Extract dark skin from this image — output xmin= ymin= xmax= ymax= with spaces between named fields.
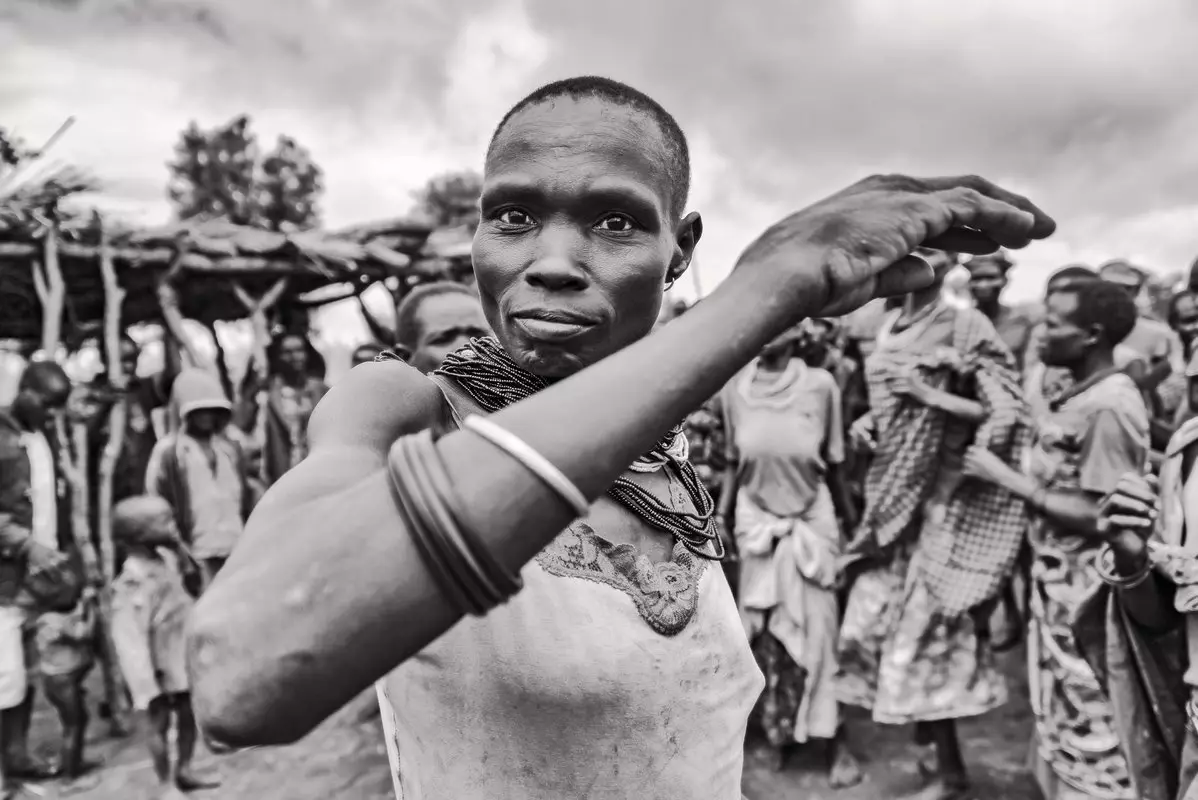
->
xmin=396 ymin=293 xmax=489 ymax=374
xmin=965 ymin=290 xmax=1121 ymax=536
xmin=121 ymin=501 xmax=218 ymax=795
xmin=276 ymin=335 xmax=309 ymax=387
xmin=186 ymin=92 xmax=1054 ymax=751
xmin=716 ymin=327 xmax=862 ymax=784
xmin=1096 ymin=473 xmax=1174 ymax=633
xmin=350 ymin=343 xmax=384 ymax=369
xmin=965 ymin=259 xmax=1007 ymax=319
xmin=851 ymin=254 xmax=984 ymax=797
xmin=1171 ymin=292 xmax=1198 ymax=359
xmin=3 ymin=366 xmax=72 ymax=783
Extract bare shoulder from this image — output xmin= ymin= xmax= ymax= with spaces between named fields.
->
xmin=307 ymin=361 xmax=446 ymax=454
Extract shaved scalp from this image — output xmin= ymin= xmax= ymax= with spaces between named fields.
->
xmin=395 ymin=281 xmax=479 ymax=349
xmin=488 ymin=76 xmax=691 ymax=218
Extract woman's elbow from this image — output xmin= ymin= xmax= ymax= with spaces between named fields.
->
xmin=185 ymin=598 xmax=316 ymax=749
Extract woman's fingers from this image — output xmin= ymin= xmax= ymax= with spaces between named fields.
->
xmin=1112 ymin=474 xmax=1158 ymax=505
xmin=923 ymin=228 xmax=999 ymax=255
xmin=872 ymin=254 xmax=934 ymax=299
xmin=920 ymin=175 xmax=1056 ymax=240
xmin=1105 ymin=514 xmax=1155 ymax=530
xmin=933 ymin=187 xmax=1040 ymax=249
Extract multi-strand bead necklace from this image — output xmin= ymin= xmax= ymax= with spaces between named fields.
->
xmin=435 ymin=337 xmax=724 ymax=561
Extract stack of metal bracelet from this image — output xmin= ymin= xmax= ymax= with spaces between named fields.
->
xmin=1095 ymin=542 xmax=1153 ymax=590
xmin=388 ymin=428 xmax=525 ymax=615
xmin=387 ymin=418 xmax=592 ymax=616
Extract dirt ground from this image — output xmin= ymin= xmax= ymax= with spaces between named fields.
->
xmin=14 ymin=649 xmax=1037 ymax=800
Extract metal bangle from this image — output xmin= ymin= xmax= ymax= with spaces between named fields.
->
xmin=413 ymin=429 xmax=523 ymax=601
xmin=395 ymin=434 xmax=498 ymax=615
xmin=1097 ymin=543 xmax=1153 ymax=590
xmin=387 ymin=436 xmax=478 ymax=615
xmin=462 ymin=415 xmax=590 ymax=518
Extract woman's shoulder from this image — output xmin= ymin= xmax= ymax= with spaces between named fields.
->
xmin=307 ymin=360 xmax=447 ymax=452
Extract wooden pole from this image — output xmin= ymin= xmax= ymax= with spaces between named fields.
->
xmin=203 ymin=319 xmax=234 ymax=401
xmin=233 ymin=279 xmax=288 ymax=483
xmin=93 ymin=218 xmax=132 ymax=727
xmin=30 ymin=224 xmax=66 ymax=358
xmin=96 ymin=219 xmax=125 ymax=583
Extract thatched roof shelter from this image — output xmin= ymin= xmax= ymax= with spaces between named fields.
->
xmin=0 ymin=214 xmax=473 ymax=341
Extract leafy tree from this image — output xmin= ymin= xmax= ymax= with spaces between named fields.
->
xmin=255 ymin=135 xmax=322 ymax=232
xmin=412 ymin=170 xmax=482 ymax=229
xmin=166 ymin=115 xmax=321 ymax=231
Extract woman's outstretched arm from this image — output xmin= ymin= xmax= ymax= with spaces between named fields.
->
xmin=187 ymin=174 xmax=1053 ymax=747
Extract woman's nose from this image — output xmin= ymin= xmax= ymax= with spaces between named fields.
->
xmin=523 ymin=228 xmax=589 ymax=292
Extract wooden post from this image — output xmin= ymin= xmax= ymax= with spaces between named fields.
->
xmin=203 ymin=318 xmax=234 ymax=401
xmin=233 ymin=279 xmax=288 ymax=482
xmin=30 ymin=223 xmax=66 ymax=358
xmin=94 ymin=219 xmax=132 ymax=727
xmin=156 ymin=241 xmax=205 ymax=371
xmin=96 ymin=220 xmax=125 ymax=584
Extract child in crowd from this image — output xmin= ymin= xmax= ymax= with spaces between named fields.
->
xmin=146 ymin=369 xmax=251 ymax=592
xmin=36 ymin=583 xmax=99 ymax=779
xmin=110 ymin=495 xmax=218 ymax=798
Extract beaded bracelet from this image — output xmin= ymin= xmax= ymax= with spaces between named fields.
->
xmin=1096 ymin=543 xmax=1153 ymax=590
xmin=462 ymin=415 xmax=590 ymax=518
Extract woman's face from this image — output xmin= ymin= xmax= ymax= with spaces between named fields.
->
xmin=279 ymin=335 xmax=308 ymax=375
xmin=473 ymin=97 xmax=700 ymax=378
xmin=1039 ymin=290 xmax=1090 ymax=368
xmin=1173 ymin=293 xmax=1198 ymax=352
xmin=967 ymin=261 xmax=1007 ymax=306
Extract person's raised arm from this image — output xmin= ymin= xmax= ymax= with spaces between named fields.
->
xmin=187 ymin=174 xmax=1054 ymax=748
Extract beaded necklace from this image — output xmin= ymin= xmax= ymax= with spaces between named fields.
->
xmin=434 ymin=337 xmax=723 ymax=561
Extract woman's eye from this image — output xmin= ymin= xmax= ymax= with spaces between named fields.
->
xmin=496 ymin=209 xmax=533 ymax=227
xmin=596 ymin=214 xmax=636 ymax=233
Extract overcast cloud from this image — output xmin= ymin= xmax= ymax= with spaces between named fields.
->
xmin=4 ymin=0 xmax=1198 ymax=341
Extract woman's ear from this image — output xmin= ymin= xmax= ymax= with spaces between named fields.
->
xmin=668 ymin=212 xmax=703 ymax=284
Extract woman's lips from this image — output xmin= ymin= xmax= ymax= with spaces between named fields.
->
xmin=512 ymin=315 xmax=596 ymax=342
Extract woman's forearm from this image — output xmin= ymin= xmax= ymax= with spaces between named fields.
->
xmin=922 ymin=387 xmax=986 ymax=424
xmin=188 ymin=257 xmax=811 ymax=747
xmin=1106 ymin=531 xmax=1176 ymax=632
xmin=993 ymin=468 xmax=1103 ymax=536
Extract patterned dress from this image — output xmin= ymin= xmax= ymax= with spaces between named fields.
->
xmin=836 ymin=302 xmax=1016 ymax=724
xmin=1026 ymin=372 xmax=1149 ymax=800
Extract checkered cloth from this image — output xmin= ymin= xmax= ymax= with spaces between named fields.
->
xmin=846 ymin=307 xmax=1031 ymax=616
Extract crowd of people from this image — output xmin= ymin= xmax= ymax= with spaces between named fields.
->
xmin=0 ymin=282 xmax=488 ymax=798
xmin=680 ymin=249 xmax=1198 ymax=799
xmin=3 ymin=73 xmax=1197 ymax=800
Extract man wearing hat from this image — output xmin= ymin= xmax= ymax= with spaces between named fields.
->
xmin=1099 ymin=259 xmax=1183 ymax=381
xmin=965 ymin=249 xmax=1039 ymax=372
xmin=145 ymin=369 xmax=251 ymax=592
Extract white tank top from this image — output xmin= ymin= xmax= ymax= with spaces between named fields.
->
xmin=378 ymin=522 xmax=762 ymax=800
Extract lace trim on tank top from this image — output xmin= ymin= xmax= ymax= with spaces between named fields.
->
xmin=536 ymin=523 xmax=708 ymax=637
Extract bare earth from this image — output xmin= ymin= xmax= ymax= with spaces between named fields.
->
xmin=18 ymin=650 xmax=1036 ymax=800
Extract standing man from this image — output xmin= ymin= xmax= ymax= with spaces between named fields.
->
xmin=0 ymin=362 xmax=74 ymax=794
xmin=146 ymin=370 xmax=251 ymax=592
xmin=391 ymin=282 xmax=490 ymax=374
xmin=1099 ymin=260 xmax=1182 ymax=381
xmin=965 ymin=250 xmax=1038 ymax=372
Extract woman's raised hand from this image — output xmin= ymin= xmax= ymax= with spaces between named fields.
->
xmin=1098 ymin=473 xmax=1159 ymax=540
xmin=737 ymin=174 xmax=1055 ymax=318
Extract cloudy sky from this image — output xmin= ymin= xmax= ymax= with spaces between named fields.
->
xmin=5 ymin=0 xmax=1198 ymax=342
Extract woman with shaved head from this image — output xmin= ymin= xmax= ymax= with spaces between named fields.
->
xmin=188 ymin=76 xmax=1054 ymax=799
